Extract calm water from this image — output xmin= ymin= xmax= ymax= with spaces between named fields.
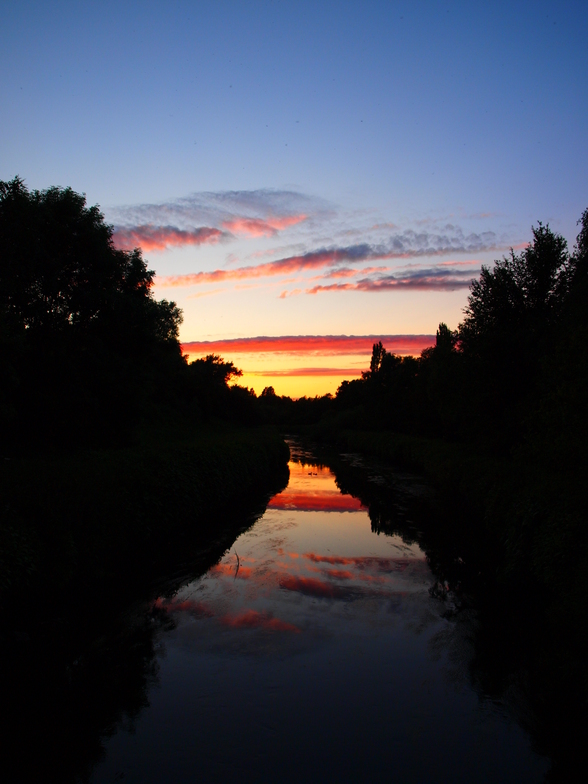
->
xmin=90 ymin=443 xmax=548 ymax=783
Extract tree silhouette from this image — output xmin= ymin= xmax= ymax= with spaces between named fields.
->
xmin=454 ymin=222 xmax=570 ymax=449
xmin=0 ymin=177 xmax=183 ymax=448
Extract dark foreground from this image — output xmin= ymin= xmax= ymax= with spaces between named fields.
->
xmin=2 ymin=439 xmax=565 ymax=783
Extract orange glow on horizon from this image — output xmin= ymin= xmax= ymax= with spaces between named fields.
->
xmin=238 ymin=371 xmax=353 ymax=398
xmin=180 ymin=335 xmax=434 ymax=398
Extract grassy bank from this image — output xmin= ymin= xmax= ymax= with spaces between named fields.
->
xmin=324 ymin=428 xmax=499 ymax=513
xmin=325 ymin=428 xmax=587 ymax=606
xmin=318 ymin=428 xmax=588 ymax=716
xmin=0 ymin=425 xmax=289 ymax=604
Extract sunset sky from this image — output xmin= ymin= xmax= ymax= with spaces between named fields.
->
xmin=2 ymin=1 xmax=587 ymax=396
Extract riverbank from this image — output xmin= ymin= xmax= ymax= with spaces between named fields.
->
xmin=0 ymin=424 xmax=289 ymax=609
xmin=305 ymin=426 xmax=588 ymax=781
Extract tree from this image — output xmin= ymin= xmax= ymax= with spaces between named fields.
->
xmin=0 ymin=177 xmax=183 ymax=447
xmin=456 ymin=222 xmax=570 ymax=450
xmin=188 ymin=354 xmax=242 ymax=386
xmin=0 ymin=176 xmax=181 ymax=343
xmin=459 ymin=223 xmax=568 ymax=356
xmin=419 ymin=323 xmax=462 ymax=436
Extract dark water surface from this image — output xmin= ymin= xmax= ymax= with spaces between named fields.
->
xmin=86 ymin=441 xmax=548 ymax=783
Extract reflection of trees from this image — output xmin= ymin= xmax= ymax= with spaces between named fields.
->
xmin=3 ymin=606 xmax=169 ymax=783
xmin=1 ymin=470 xmax=288 ymax=783
xmin=313 ymin=445 xmax=572 ymax=780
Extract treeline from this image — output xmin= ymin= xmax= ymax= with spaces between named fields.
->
xmin=261 ymin=214 xmax=588 ymax=456
xmin=268 ymin=212 xmax=588 ymax=687
xmin=0 ymin=178 xmax=287 ymax=603
xmin=0 ymin=177 xmax=261 ymax=451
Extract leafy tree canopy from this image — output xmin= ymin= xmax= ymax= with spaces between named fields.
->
xmin=0 ymin=177 xmax=183 ymax=448
xmin=458 ymin=222 xmax=569 ymax=356
xmin=0 ymin=176 xmax=181 ymax=347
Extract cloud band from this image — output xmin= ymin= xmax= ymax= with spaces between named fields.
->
xmin=180 ymin=334 xmax=435 ymax=357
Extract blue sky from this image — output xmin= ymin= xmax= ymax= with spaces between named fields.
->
xmin=2 ymin=0 xmax=587 ymax=394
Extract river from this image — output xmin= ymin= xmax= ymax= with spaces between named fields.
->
xmin=87 ymin=440 xmax=548 ymax=783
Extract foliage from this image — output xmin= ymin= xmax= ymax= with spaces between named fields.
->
xmin=0 ymin=177 xmax=263 ymax=445
xmin=0 ymin=425 xmax=289 ymax=601
xmin=0 ymin=177 xmax=183 ymax=447
xmin=270 ymin=210 xmax=588 ymax=674
xmin=276 ymin=216 xmax=585 ymax=453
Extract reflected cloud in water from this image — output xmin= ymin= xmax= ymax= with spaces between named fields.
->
xmin=88 ymin=450 xmax=549 ymax=784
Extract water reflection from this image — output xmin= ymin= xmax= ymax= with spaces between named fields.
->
xmin=268 ymin=461 xmax=366 ymax=512
xmin=89 ymin=444 xmax=548 ymax=784
xmin=0 ymin=474 xmax=287 ymax=784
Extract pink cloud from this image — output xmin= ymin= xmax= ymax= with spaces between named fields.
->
xmin=180 ymin=334 xmax=435 ymax=357
xmin=222 ymin=214 xmax=307 ymax=237
xmin=156 ymin=247 xmax=385 ymax=288
xmin=112 ymin=225 xmax=224 ymax=252
xmin=306 ymin=268 xmax=475 ymax=294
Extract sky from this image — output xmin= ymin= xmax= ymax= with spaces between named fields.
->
xmin=2 ymin=0 xmax=587 ymax=396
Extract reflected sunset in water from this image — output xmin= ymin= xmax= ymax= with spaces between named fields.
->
xmin=91 ymin=446 xmax=548 ymax=784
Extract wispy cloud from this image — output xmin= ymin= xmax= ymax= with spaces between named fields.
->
xmin=222 ymin=214 xmax=307 ymax=237
xmin=245 ymin=244 xmax=306 ymax=261
xmin=109 ymin=188 xmax=327 ymax=226
xmin=157 ymin=244 xmax=383 ymax=286
xmin=112 ymin=225 xmax=226 ymax=252
xmin=306 ymin=266 xmax=477 ymax=294
xmin=321 ymin=265 xmax=390 ymax=279
xmin=108 ymin=189 xmax=325 ymax=252
xmin=180 ymin=334 xmax=435 ymax=357
xmin=157 ymin=229 xmax=499 ymax=288
xmin=370 ymin=222 xmax=399 ymax=230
